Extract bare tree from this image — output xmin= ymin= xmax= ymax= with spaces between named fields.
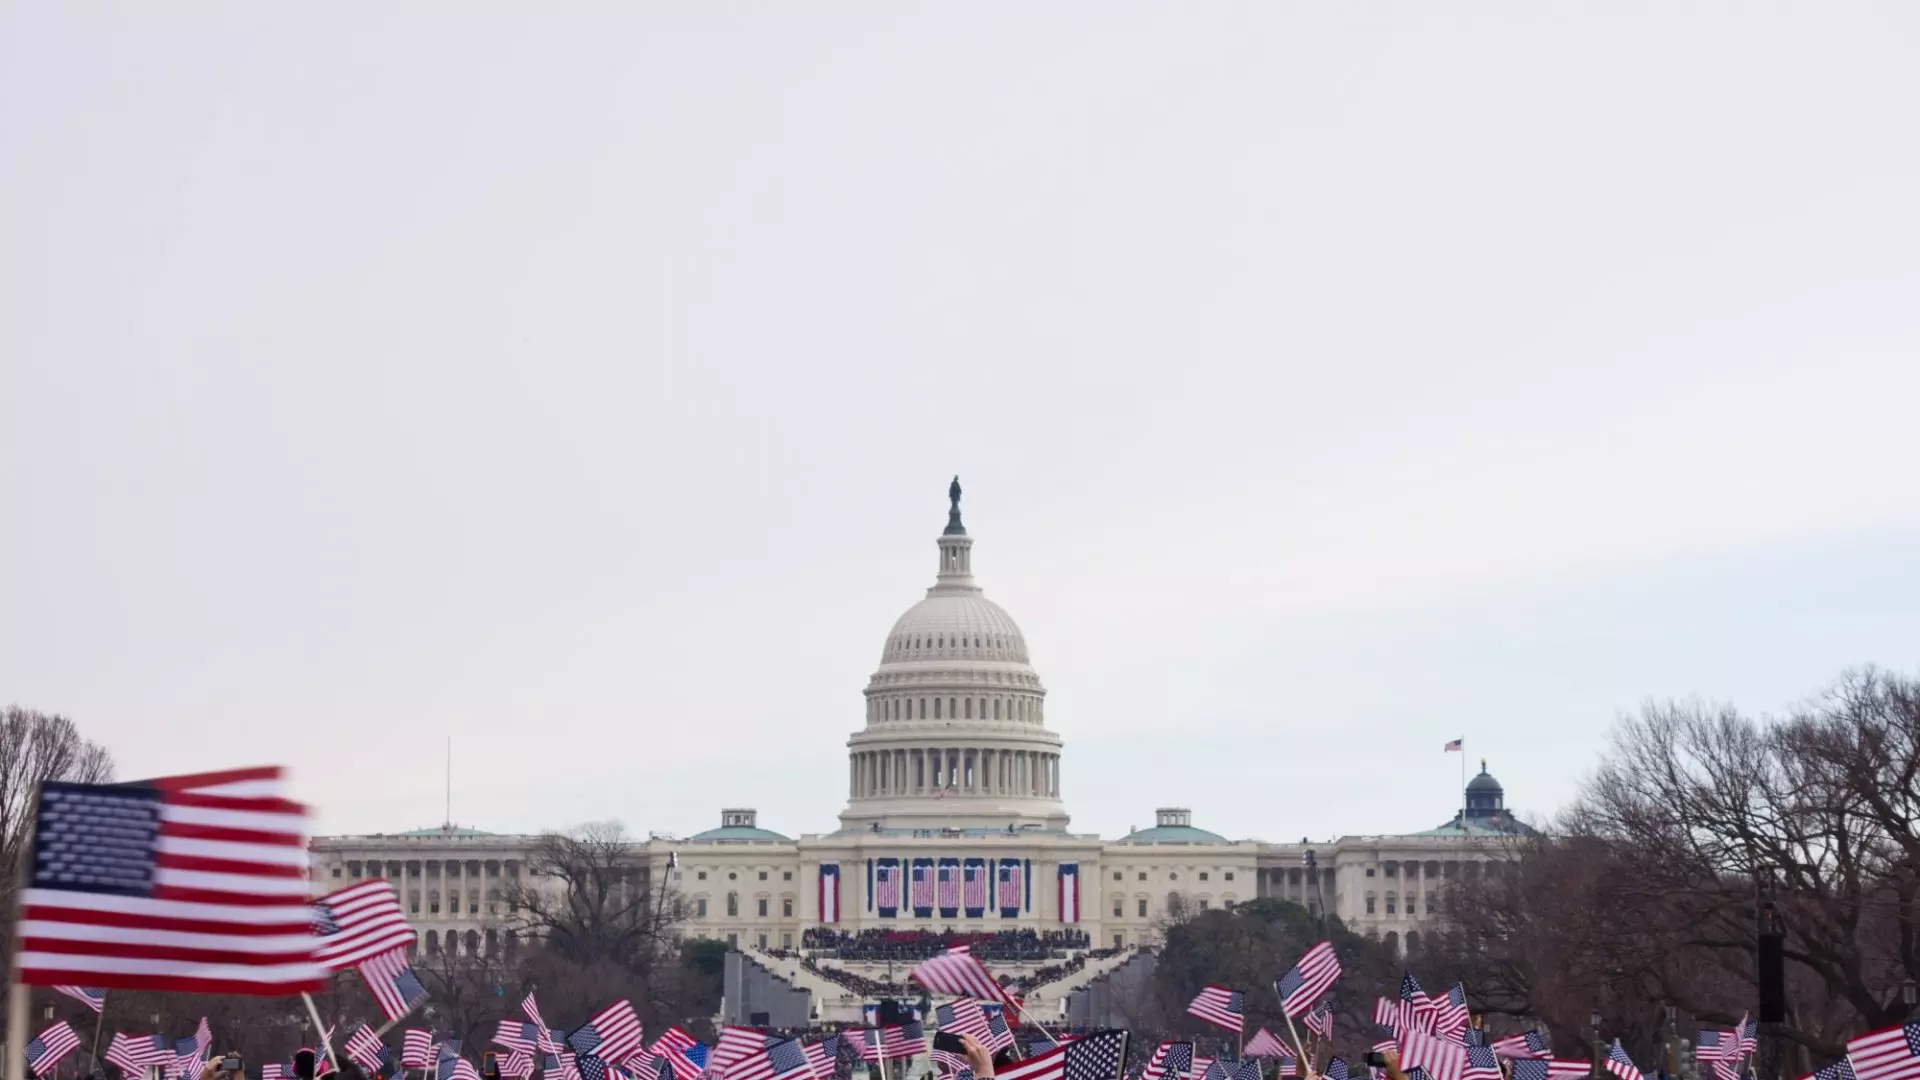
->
xmin=0 ymin=706 xmax=115 ymax=948
xmin=1436 ymin=669 xmax=1920 ymax=1068
xmin=502 ymin=822 xmax=696 ymax=1029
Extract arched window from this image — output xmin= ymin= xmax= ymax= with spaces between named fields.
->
xmin=466 ymin=930 xmax=480 ymax=955
xmin=485 ymin=929 xmax=498 ymax=956
xmin=425 ymin=930 xmax=439 ymax=955
xmin=993 ymin=699 xmax=1001 ymax=720
xmin=965 ymin=699 xmax=972 ymax=718
xmin=919 ymin=698 xmax=926 ymax=718
xmin=726 ymin=892 xmax=739 ymax=917
xmin=934 ymin=699 xmax=942 ymax=719
xmin=505 ymin=930 xmax=519 ymax=959
xmin=1385 ymin=931 xmax=1400 ymax=954
xmin=1406 ymin=930 xmax=1421 ymax=954
xmin=949 ymin=698 xmax=957 ymax=718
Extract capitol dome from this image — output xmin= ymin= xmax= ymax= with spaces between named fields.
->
xmin=840 ymin=478 xmax=1067 ymax=833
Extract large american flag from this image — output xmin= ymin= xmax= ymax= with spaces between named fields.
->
xmin=570 ymin=1000 xmax=647 ymax=1066
xmin=911 ymin=865 xmax=935 ymax=910
xmin=1846 ymin=1023 xmax=1920 ymax=1080
xmin=15 ymin=767 xmax=323 ymax=995
xmin=1276 ymin=942 xmax=1342 ymax=1018
xmin=877 ymin=866 xmax=900 ymax=909
xmin=313 ymin=880 xmax=416 ymax=971
xmin=999 ymin=1030 xmax=1126 ymax=1080
xmin=1186 ymin=986 xmax=1245 ymax=1034
xmin=26 ymin=1021 xmax=82 ymax=1078
xmin=1245 ymin=1030 xmax=1292 ymax=1059
xmin=937 ymin=999 xmax=993 ymax=1043
xmin=938 ymin=864 xmax=961 ymax=910
xmin=360 ymin=947 xmax=429 ymax=1022
xmin=998 ymin=864 xmax=1023 ymax=911
xmin=964 ymin=865 xmax=988 ymax=912
xmin=1142 ymin=1043 xmax=1192 ymax=1080
xmin=913 ymin=946 xmax=1019 ymax=1010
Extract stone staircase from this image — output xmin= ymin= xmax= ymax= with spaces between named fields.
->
xmin=747 ymin=946 xmax=1142 ymax=1026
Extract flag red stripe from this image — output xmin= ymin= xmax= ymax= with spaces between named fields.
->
xmin=22 ymin=936 xmax=319 ymax=965
xmin=18 ymin=969 xmax=322 ymax=994
xmin=153 ymin=853 xmax=308 ymax=878
xmin=22 ymin=904 xmax=310 ymax=935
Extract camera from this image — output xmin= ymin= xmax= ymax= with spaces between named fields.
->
xmin=1365 ymin=1053 xmax=1389 ymax=1069
xmin=218 ymin=1057 xmax=244 ymax=1074
xmin=483 ymin=1053 xmax=501 ymax=1080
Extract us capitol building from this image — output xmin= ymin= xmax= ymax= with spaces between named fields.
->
xmin=309 ymin=481 xmax=1527 ymax=976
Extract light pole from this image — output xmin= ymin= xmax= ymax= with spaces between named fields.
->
xmin=1590 ymin=1011 xmax=1603 ymax=1080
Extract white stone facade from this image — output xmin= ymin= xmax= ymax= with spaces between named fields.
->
xmin=308 ymin=483 xmax=1520 ymax=959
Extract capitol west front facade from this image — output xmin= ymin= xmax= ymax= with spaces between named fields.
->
xmin=310 ymin=483 xmax=1525 ymax=962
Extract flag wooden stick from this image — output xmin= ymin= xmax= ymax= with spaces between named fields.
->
xmin=371 ymin=993 xmax=429 ymax=1039
xmin=87 ymin=995 xmax=109 ymax=1070
xmin=1279 ymin=1010 xmax=1314 ymax=1080
xmin=301 ymin=992 xmax=341 ymax=1073
xmin=1007 ymin=999 xmax=1061 ymax=1048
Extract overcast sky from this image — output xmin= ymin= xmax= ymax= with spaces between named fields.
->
xmin=4 ymin=5 xmax=1917 ymax=842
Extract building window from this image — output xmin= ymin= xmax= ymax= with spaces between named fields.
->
xmin=757 ymin=898 xmax=769 ymax=917
xmin=409 ymin=892 xmax=420 ymax=915
xmin=1138 ymin=872 xmax=1147 ymax=881
xmin=783 ymin=871 xmax=793 ymax=881
xmin=1407 ymin=896 xmax=1417 ymax=916
xmin=783 ymin=898 xmax=794 ymax=917
xmin=698 ymin=871 xmax=707 ymax=880
xmin=425 ymin=930 xmax=439 ymax=955
xmin=759 ymin=871 xmax=768 ymax=881
xmin=729 ymin=872 xmax=737 ymax=881
xmin=331 ymin=867 xmax=342 ymax=878
xmin=758 ymin=933 xmax=768 ymax=949
xmin=1113 ymin=899 xmax=1123 ymax=917
xmin=1199 ymin=899 xmax=1210 ymax=911
xmin=1169 ymin=873 xmax=1178 ymax=881
xmin=1138 ymin=898 xmax=1148 ymax=917
xmin=782 ymin=932 xmax=793 ymax=949
xmin=1224 ymin=872 xmax=1234 ymax=881
xmin=1366 ymin=867 xmax=1376 ymax=877
xmin=1386 ymin=895 xmax=1397 ymax=915
xmin=1113 ymin=872 xmax=1122 ymax=881
xmin=1199 ymin=872 xmax=1209 ymax=881
xmin=727 ymin=933 xmax=738 ymax=948
xmin=449 ymin=895 xmax=459 ymax=914
xmin=726 ymin=893 xmax=739 ymax=917
xmin=696 ymin=899 xmax=708 ymax=918
xmin=1366 ymin=895 xmax=1376 ymax=914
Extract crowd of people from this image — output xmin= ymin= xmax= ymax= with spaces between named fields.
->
xmin=800 ymin=927 xmax=1091 ymax=961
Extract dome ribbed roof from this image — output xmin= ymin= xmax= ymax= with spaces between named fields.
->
xmin=881 ymin=595 xmax=1030 ymax=664
xmin=1467 ymin=765 xmax=1503 ymax=794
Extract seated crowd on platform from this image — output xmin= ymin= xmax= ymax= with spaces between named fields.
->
xmin=800 ymin=927 xmax=1091 ymax=961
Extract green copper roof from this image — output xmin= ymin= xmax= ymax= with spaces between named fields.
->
xmin=1115 ymin=824 xmax=1231 ymax=844
xmin=686 ymin=825 xmax=792 ymax=843
xmin=1408 ymin=815 xmax=1536 ymax=838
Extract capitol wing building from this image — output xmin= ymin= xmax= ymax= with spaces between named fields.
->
xmin=310 ymin=483 xmax=1528 ymax=1001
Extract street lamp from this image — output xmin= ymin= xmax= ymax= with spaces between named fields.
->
xmin=1590 ymin=1011 xmax=1604 ymax=1080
